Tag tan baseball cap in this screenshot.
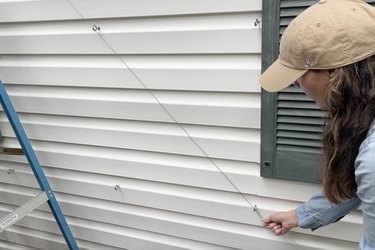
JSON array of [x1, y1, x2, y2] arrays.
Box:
[[260, 0, 375, 92]]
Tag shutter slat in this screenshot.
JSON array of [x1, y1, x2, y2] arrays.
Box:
[[280, 0, 318, 8], [277, 145, 322, 154], [280, 86, 304, 93], [280, 8, 307, 18], [278, 93, 312, 101], [278, 123, 322, 132], [278, 109, 325, 117], [278, 101, 320, 109], [277, 138, 321, 147], [278, 131, 321, 140], [278, 116, 324, 125]]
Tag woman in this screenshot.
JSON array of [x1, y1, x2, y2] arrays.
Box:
[[259, 0, 375, 249]]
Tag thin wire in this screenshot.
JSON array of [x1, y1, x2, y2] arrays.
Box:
[[65, 0, 261, 215], [65, 1, 305, 249]]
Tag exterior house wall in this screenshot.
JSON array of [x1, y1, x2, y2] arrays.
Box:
[[0, 0, 362, 249]]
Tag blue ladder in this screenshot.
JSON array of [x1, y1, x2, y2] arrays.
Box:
[[0, 80, 79, 249]]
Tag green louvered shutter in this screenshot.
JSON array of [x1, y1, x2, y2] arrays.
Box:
[[261, 0, 375, 183], [261, 0, 323, 183]]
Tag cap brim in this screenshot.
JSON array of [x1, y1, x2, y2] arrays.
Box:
[[260, 58, 307, 92]]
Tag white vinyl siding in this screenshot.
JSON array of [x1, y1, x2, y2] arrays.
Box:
[[0, 0, 362, 249]]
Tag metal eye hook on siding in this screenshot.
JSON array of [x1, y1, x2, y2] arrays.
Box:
[[7, 169, 15, 174], [254, 18, 261, 27], [92, 24, 100, 32]]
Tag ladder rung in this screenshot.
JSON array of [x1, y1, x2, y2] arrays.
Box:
[[0, 191, 49, 232]]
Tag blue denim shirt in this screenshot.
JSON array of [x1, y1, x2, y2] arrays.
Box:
[[296, 122, 375, 249]]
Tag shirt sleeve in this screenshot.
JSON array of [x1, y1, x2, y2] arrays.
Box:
[[295, 192, 361, 231], [355, 136, 375, 248]]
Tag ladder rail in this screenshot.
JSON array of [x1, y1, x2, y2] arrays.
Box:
[[0, 80, 79, 249]]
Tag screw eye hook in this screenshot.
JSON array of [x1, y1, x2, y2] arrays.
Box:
[[254, 18, 261, 27], [92, 24, 101, 32]]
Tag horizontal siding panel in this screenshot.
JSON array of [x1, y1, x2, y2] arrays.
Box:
[[0, 116, 203, 158], [182, 125, 260, 162], [0, 164, 364, 245], [0, 12, 257, 35], [0, 0, 80, 23], [2, 85, 260, 128], [0, 226, 67, 250], [134, 68, 261, 92], [6, 86, 174, 123], [0, 218, 234, 250], [0, 33, 114, 54], [0, 55, 261, 92], [85, 12, 259, 32], [0, 223, 125, 250], [0, 185, 361, 250], [0, 13, 261, 54], [0, 220, 230, 250], [0, 114, 260, 162], [0, 0, 262, 22], [0, 200, 273, 250], [0, 234, 38, 250], [69, 0, 262, 19], [0, 165, 263, 226], [14, 213, 359, 250], [0, 139, 259, 194], [0, 29, 259, 54], [102, 29, 260, 54]]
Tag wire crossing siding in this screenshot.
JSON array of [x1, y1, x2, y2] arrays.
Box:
[[0, 0, 362, 249]]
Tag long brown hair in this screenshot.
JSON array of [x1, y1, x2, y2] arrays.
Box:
[[323, 54, 375, 204]]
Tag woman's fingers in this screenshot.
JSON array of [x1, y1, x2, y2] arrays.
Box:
[[267, 222, 277, 228], [275, 227, 284, 235], [271, 224, 282, 232], [262, 216, 272, 226], [262, 210, 298, 236], [263, 220, 283, 234]]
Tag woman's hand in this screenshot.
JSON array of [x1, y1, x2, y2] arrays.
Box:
[[262, 210, 298, 236]]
